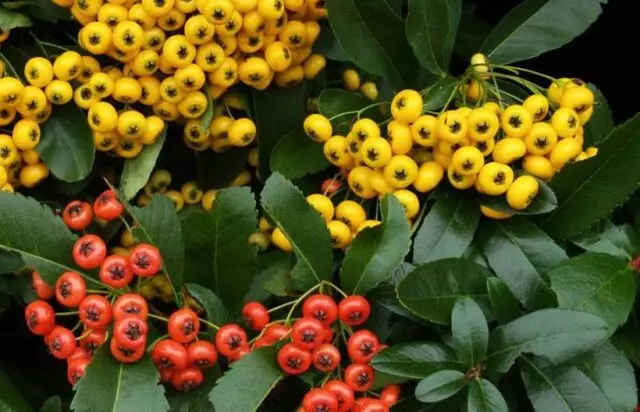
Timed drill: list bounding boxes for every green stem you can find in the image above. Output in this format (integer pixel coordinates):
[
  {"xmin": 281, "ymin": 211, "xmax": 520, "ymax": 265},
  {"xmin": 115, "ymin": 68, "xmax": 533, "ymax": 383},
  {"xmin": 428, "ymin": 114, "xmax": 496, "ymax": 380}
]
[
  {"xmin": 323, "ymin": 281, "xmax": 348, "ymax": 299},
  {"xmin": 0, "ymin": 52, "xmax": 21, "ymax": 79},
  {"xmin": 493, "ymin": 64, "xmax": 558, "ymax": 83},
  {"xmin": 268, "ymin": 300, "xmax": 296, "ymax": 313},
  {"xmin": 57, "ymin": 311, "xmax": 78, "ymax": 316},
  {"xmin": 439, "ymin": 80, "xmax": 462, "ymax": 114},
  {"xmin": 284, "ymin": 283, "xmax": 324, "ymax": 325},
  {"xmin": 199, "ymin": 318, "xmax": 220, "ymax": 331},
  {"xmin": 148, "ymin": 313, "xmax": 169, "ymax": 322}
]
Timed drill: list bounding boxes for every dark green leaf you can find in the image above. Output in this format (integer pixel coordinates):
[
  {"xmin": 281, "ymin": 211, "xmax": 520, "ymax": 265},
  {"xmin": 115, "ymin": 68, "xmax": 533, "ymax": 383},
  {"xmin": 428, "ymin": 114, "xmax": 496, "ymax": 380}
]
[
  {"xmin": 611, "ymin": 331, "xmax": 640, "ymax": 368},
  {"xmin": 454, "ymin": 5, "xmax": 493, "ymax": 58},
  {"xmin": 423, "ymin": 76, "xmax": 458, "ymax": 111},
  {"xmin": 479, "ymin": 218, "xmax": 562, "ymax": 310},
  {"xmin": 571, "ymin": 220, "xmax": 633, "ymax": 259},
  {"xmin": 0, "ymin": 6, "xmax": 31, "ymax": 29},
  {"xmin": 0, "ymin": 249, "xmax": 24, "ymax": 274},
  {"xmin": 415, "ymin": 370, "xmax": 467, "ymax": 403},
  {"xmin": 405, "ymin": 0, "xmax": 461, "ymax": 75},
  {"xmin": 397, "ymin": 258, "xmax": 492, "ymax": 324},
  {"xmin": 71, "ymin": 348, "xmax": 168, "ymax": 412},
  {"xmin": 478, "ymin": 177, "xmax": 557, "ymax": 215},
  {"xmin": 487, "ymin": 309, "xmax": 609, "ymax": 374},
  {"xmin": 39, "ymin": 397, "xmax": 61, "ymax": 412},
  {"xmin": 185, "ymin": 283, "xmax": 231, "ymax": 328},
  {"xmin": 0, "ymin": 367, "xmax": 32, "ymax": 412},
  {"xmin": 341, "ymin": 195, "xmax": 410, "ymax": 294},
  {"xmin": 167, "ymin": 368, "xmax": 219, "ymax": 412},
  {"xmin": 120, "ymin": 129, "xmax": 166, "ymax": 200},
  {"xmin": 244, "ymin": 250, "xmax": 295, "ymax": 303},
  {"xmin": 541, "ymin": 93, "xmax": 640, "ymax": 240},
  {"xmin": 260, "ymin": 173, "xmax": 332, "ymax": 290},
  {"xmin": 270, "ymin": 128, "xmax": 329, "ymax": 180},
  {"xmin": 318, "ymin": 89, "xmax": 372, "ymax": 118},
  {"xmin": 199, "ymin": 87, "xmax": 215, "ymax": 131},
  {"xmin": 181, "ymin": 187, "xmax": 257, "ymax": 309},
  {"xmin": 0, "ymin": 292, "xmax": 9, "ymax": 314},
  {"xmin": 584, "ymin": 84, "xmax": 614, "ymax": 147},
  {"xmin": 413, "ymin": 190, "xmax": 480, "ymax": 264},
  {"xmin": 38, "ymin": 104, "xmax": 95, "ymax": 182},
  {"xmin": 17, "ymin": 1, "xmax": 70, "ymax": 22},
  {"xmin": 371, "ymin": 342, "xmax": 462, "ymax": 379},
  {"xmin": 195, "ymin": 148, "xmax": 250, "ymax": 190},
  {"xmin": 368, "ymin": 281, "xmax": 420, "ymax": 321},
  {"xmin": 467, "ymin": 379, "xmax": 508, "ymax": 412},
  {"xmin": 132, "ymin": 195, "xmax": 184, "ymax": 304},
  {"xmin": 209, "ymin": 346, "xmax": 284, "ymax": 412},
  {"xmin": 0, "ymin": 193, "xmax": 79, "ymax": 285},
  {"xmin": 327, "ymin": 0, "xmax": 419, "ymax": 90},
  {"xmin": 548, "ymin": 253, "xmax": 634, "ymax": 330},
  {"xmin": 452, "ymin": 298, "xmax": 488, "ymax": 368},
  {"xmin": 482, "ymin": 0, "xmax": 608, "ymax": 64},
  {"xmin": 486, "ymin": 277, "xmax": 520, "ymax": 324}
]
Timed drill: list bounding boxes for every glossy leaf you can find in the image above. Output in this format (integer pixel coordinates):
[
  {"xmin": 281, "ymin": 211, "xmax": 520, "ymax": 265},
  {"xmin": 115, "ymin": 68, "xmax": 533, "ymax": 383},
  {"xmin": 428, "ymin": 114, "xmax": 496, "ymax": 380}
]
[
  {"xmin": 0, "ymin": 7, "xmax": 32, "ymax": 30},
  {"xmin": 0, "ymin": 249, "xmax": 24, "ymax": 274},
  {"xmin": 318, "ymin": 89, "xmax": 372, "ymax": 118},
  {"xmin": 571, "ymin": 220, "xmax": 633, "ymax": 259},
  {"xmin": 452, "ymin": 298, "xmax": 489, "ymax": 368},
  {"xmin": 120, "ymin": 129, "xmax": 166, "ymax": 200},
  {"xmin": 478, "ymin": 177, "xmax": 557, "ymax": 215},
  {"xmin": 422, "ymin": 76, "xmax": 459, "ymax": 111},
  {"xmin": 415, "ymin": 370, "xmax": 467, "ymax": 403},
  {"xmin": 467, "ymin": 379, "xmax": 508, "ymax": 412},
  {"xmin": 371, "ymin": 342, "xmax": 462, "ymax": 379},
  {"xmin": 486, "ymin": 277, "xmax": 520, "ymax": 325},
  {"xmin": 270, "ymin": 128, "xmax": 329, "ymax": 180},
  {"xmin": 185, "ymin": 283, "xmax": 231, "ymax": 327},
  {"xmin": 243, "ymin": 250, "xmax": 295, "ymax": 303},
  {"xmin": 482, "ymin": 0, "xmax": 608, "ymax": 64}
]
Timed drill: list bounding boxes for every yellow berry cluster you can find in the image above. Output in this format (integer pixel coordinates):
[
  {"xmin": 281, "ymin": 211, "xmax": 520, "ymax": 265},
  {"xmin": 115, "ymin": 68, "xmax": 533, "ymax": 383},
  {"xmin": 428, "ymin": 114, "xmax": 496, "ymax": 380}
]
[{"xmin": 341, "ymin": 69, "xmax": 379, "ymax": 101}]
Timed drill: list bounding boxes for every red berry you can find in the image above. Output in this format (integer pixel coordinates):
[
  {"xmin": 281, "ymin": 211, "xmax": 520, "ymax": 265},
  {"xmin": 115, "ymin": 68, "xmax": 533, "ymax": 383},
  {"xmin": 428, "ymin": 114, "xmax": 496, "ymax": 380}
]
[
  {"xmin": 311, "ymin": 344, "xmax": 341, "ymax": 372},
  {"xmin": 171, "ymin": 368, "xmax": 203, "ymax": 392},
  {"xmin": 263, "ymin": 323, "xmax": 290, "ymax": 341},
  {"xmin": 73, "ymin": 234, "xmax": 107, "ymax": 270},
  {"xmin": 67, "ymin": 357, "xmax": 90, "ymax": 385},
  {"xmin": 47, "ymin": 326, "xmax": 77, "ymax": 360},
  {"xmin": 63, "ymin": 201, "xmax": 94, "ymax": 231},
  {"xmin": 380, "ymin": 384, "xmax": 401, "ymax": 407},
  {"xmin": 277, "ymin": 343, "xmax": 311, "ymax": 375},
  {"xmin": 323, "ymin": 325, "xmax": 334, "ymax": 343},
  {"xmin": 32, "ymin": 271, "xmax": 53, "ymax": 300},
  {"xmin": 321, "ymin": 178, "xmax": 341, "ymax": 195},
  {"xmin": 55, "ymin": 271, "xmax": 87, "ymax": 308},
  {"xmin": 344, "ymin": 363, "xmax": 375, "ymax": 392},
  {"xmin": 160, "ymin": 369, "xmax": 173, "ymax": 383},
  {"xmin": 187, "ymin": 340, "xmax": 218, "ymax": 369},
  {"xmin": 128, "ymin": 244, "xmax": 163, "ymax": 277},
  {"xmin": 113, "ymin": 315, "xmax": 148, "ymax": 349},
  {"xmin": 215, "ymin": 324, "xmax": 248, "ymax": 357},
  {"xmin": 323, "ymin": 380, "xmax": 355, "ymax": 412},
  {"xmin": 68, "ymin": 347, "xmax": 92, "ymax": 363},
  {"xmin": 112, "ymin": 293, "xmax": 148, "ymax": 321},
  {"xmin": 357, "ymin": 399, "xmax": 388, "ymax": 412},
  {"xmin": 24, "ymin": 300, "xmax": 56, "ymax": 336},
  {"xmin": 79, "ymin": 329, "xmax": 106, "ymax": 354},
  {"xmin": 228, "ymin": 347, "xmax": 251, "ymax": 362},
  {"xmin": 152, "ymin": 339, "xmax": 188, "ymax": 370},
  {"xmin": 302, "ymin": 388, "xmax": 338, "ymax": 412},
  {"xmin": 168, "ymin": 308, "xmax": 200, "ymax": 344},
  {"xmin": 303, "ymin": 294, "xmax": 338, "ymax": 325},
  {"xmin": 110, "ymin": 337, "xmax": 145, "ymax": 363},
  {"xmin": 79, "ymin": 295, "xmax": 113, "ymax": 330},
  {"xmin": 338, "ymin": 295, "xmax": 371, "ymax": 326},
  {"xmin": 93, "ymin": 189, "xmax": 124, "ymax": 221},
  {"xmin": 291, "ymin": 318, "xmax": 325, "ymax": 351},
  {"xmin": 347, "ymin": 330, "xmax": 379, "ymax": 364},
  {"xmin": 242, "ymin": 301, "xmax": 270, "ymax": 331},
  {"xmin": 99, "ymin": 255, "xmax": 134, "ymax": 288},
  {"xmin": 252, "ymin": 337, "xmax": 274, "ymax": 349}
]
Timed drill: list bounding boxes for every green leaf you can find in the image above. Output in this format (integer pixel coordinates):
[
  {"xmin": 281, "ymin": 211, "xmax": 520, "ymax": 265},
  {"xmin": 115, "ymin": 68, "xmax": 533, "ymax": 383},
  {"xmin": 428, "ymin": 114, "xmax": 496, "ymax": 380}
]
[
  {"xmin": 481, "ymin": 0, "xmax": 608, "ymax": 64},
  {"xmin": 397, "ymin": 258, "xmax": 492, "ymax": 325},
  {"xmin": 209, "ymin": 346, "xmax": 284, "ymax": 412},
  {"xmin": 487, "ymin": 309, "xmax": 610, "ymax": 374},
  {"xmin": 260, "ymin": 173, "xmax": 332, "ymax": 290},
  {"xmin": 519, "ymin": 356, "xmax": 615, "ymax": 412},
  {"xmin": 611, "ymin": 331, "xmax": 640, "ymax": 368},
  {"xmin": 243, "ymin": 250, "xmax": 295, "ymax": 303},
  {"xmin": 584, "ymin": 84, "xmax": 614, "ymax": 147},
  {"xmin": 185, "ymin": 283, "xmax": 231, "ymax": 328},
  {"xmin": 0, "ymin": 367, "xmax": 32, "ymax": 412},
  {"xmin": 252, "ymin": 85, "xmax": 306, "ymax": 179},
  {"xmin": 479, "ymin": 218, "xmax": 562, "ymax": 310},
  {"xmin": 341, "ymin": 195, "xmax": 410, "ymax": 294},
  {"xmin": 167, "ymin": 368, "xmax": 219, "ymax": 412},
  {"xmin": 467, "ymin": 379, "xmax": 508, "ymax": 412},
  {"xmin": 181, "ymin": 187, "xmax": 257, "ymax": 309},
  {"xmin": 0, "ymin": 6, "xmax": 31, "ymax": 30},
  {"xmin": 541, "ymin": 95, "xmax": 640, "ymax": 241},
  {"xmin": 413, "ymin": 190, "xmax": 480, "ymax": 264},
  {"xmin": 38, "ymin": 104, "xmax": 95, "ymax": 182},
  {"xmin": 452, "ymin": 298, "xmax": 489, "ymax": 368},
  {"xmin": 371, "ymin": 342, "xmax": 462, "ymax": 379},
  {"xmin": 269, "ymin": 128, "xmax": 329, "ymax": 180},
  {"xmin": 120, "ymin": 129, "xmax": 166, "ymax": 200},
  {"xmin": 571, "ymin": 220, "xmax": 633, "ymax": 259},
  {"xmin": 548, "ymin": 253, "xmax": 634, "ymax": 330},
  {"xmin": 199, "ymin": 87, "xmax": 215, "ymax": 131},
  {"xmin": 486, "ymin": 277, "xmax": 520, "ymax": 325},
  {"xmin": 405, "ymin": 0, "xmax": 461, "ymax": 75},
  {"xmin": 478, "ymin": 177, "xmax": 557, "ymax": 215},
  {"xmin": 131, "ymin": 195, "xmax": 184, "ymax": 304},
  {"xmin": 0, "ymin": 249, "xmax": 24, "ymax": 274},
  {"xmin": 195, "ymin": 148, "xmax": 250, "ymax": 190},
  {"xmin": 0, "ymin": 193, "xmax": 78, "ymax": 285},
  {"xmin": 318, "ymin": 89, "xmax": 372, "ymax": 118},
  {"xmin": 39, "ymin": 397, "xmax": 61, "ymax": 412},
  {"xmin": 423, "ymin": 76, "xmax": 459, "ymax": 111},
  {"xmin": 415, "ymin": 370, "xmax": 467, "ymax": 403},
  {"xmin": 327, "ymin": 0, "xmax": 419, "ymax": 90},
  {"xmin": 71, "ymin": 348, "xmax": 168, "ymax": 412}
]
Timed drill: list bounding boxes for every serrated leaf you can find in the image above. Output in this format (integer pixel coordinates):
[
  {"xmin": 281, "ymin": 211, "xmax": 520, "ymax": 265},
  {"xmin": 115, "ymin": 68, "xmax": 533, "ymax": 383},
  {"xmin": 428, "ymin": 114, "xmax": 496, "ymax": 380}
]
[
  {"xmin": 406, "ymin": 0, "xmax": 461, "ymax": 75},
  {"xmin": 185, "ymin": 284, "xmax": 231, "ymax": 329},
  {"xmin": 209, "ymin": 346, "xmax": 284, "ymax": 412},
  {"xmin": 270, "ymin": 128, "xmax": 330, "ymax": 180},
  {"xmin": 467, "ymin": 379, "xmax": 508, "ymax": 412},
  {"xmin": 120, "ymin": 129, "xmax": 166, "ymax": 200},
  {"xmin": 584, "ymin": 84, "xmax": 614, "ymax": 147},
  {"xmin": 167, "ymin": 368, "xmax": 219, "ymax": 412},
  {"xmin": 37, "ymin": 104, "xmax": 95, "ymax": 182},
  {"xmin": 195, "ymin": 148, "xmax": 250, "ymax": 190},
  {"xmin": 571, "ymin": 220, "xmax": 633, "ymax": 259},
  {"xmin": 131, "ymin": 195, "xmax": 184, "ymax": 304},
  {"xmin": 482, "ymin": 0, "xmax": 608, "ymax": 64},
  {"xmin": 0, "ymin": 6, "xmax": 31, "ymax": 30},
  {"xmin": 260, "ymin": 173, "xmax": 332, "ymax": 290},
  {"xmin": 479, "ymin": 218, "xmax": 562, "ymax": 310},
  {"xmin": 415, "ymin": 370, "xmax": 467, "ymax": 403},
  {"xmin": 423, "ymin": 76, "xmax": 459, "ymax": 111},
  {"xmin": 486, "ymin": 277, "xmax": 520, "ymax": 325},
  {"xmin": 0, "ymin": 193, "xmax": 79, "ymax": 285},
  {"xmin": 71, "ymin": 348, "xmax": 168, "ymax": 412},
  {"xmin": 341, "ymin": 195, "xmax": 410, "ymax": 294},
  {"xmin": 487, "ymin": 309, "xmax": 609, "ymax": 374},
  {"xmin": 541, "ymin": 96, "xmax": 640, "ymax": 241},
  {"xmin": 39, "ymin": 396, "xmax": 61, "ymax": 412},
  {"xmin": 327, "ymin": 0, "xmax": 419, "ymax": 90},
  {"xmin": 452, "ymin": 298, "xmax": 488, "ymax": 368},
  {"xmin": 397, "ymin": 258, "xmax": 492, "ymax": 325},
  {"xmin": 548, "ymin": 253, "xmax": 634, "ymax": 330},
  {"xmin": 413, "ymin": 190, "xmax": 479, "ymax": 264},
  {"xmin": 371, "ymin": 342, "xmax": 462, "ymax": 379}
]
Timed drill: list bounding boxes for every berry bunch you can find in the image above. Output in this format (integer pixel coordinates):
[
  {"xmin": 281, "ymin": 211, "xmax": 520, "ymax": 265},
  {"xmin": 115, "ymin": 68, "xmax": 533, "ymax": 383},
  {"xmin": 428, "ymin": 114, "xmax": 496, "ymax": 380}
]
[{"xmin": 342, "ymin": 69, "xmax": 378, "ymax": 102}]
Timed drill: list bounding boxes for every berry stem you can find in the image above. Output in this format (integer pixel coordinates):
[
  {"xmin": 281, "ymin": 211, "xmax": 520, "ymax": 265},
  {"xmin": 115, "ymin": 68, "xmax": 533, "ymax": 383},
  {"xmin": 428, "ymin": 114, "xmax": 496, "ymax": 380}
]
[
  {"xmin": 322, "ymin": 281, "xmax": 348, "ymax": 299},
  {"xmin": 147, "ymin": 334, "xmax": 170, "ymax": 350},
  {"xmin": 0, "ymin": 52, "xmax": 20, "ymax": 78},
  {"xmin": 198, "ymin": 318, "xmax": 220, "ymax": 331},
  {"xmin": 148, "ymin": 313, "xmax": 169, "ymax": 322},
  {"xmin": 438, "ymin": 79, "xmax": 462, "ymax": 114},
  {"xmin": 57, "ymin": 311, "xmax": 79, "ymax": 316},
  {"xmin": 267, "ymin": 300, "xmax": 297, "ymax": 313},
  {"xmin": 86, "ymin": 289, "xmax": 109, "ymax": 294},
  {"xmin": 28, "ymin": 31, "xmax": 49, "ymax": 58},
  {"xmin": 493, "ymin": 64, "xmax": 559, "ymax": 83},
  {"xmin": 75, "ymin": 328, "xmax": 93, "ymax": 341},
  {"xmin": 284, "ymin": 283, "xmax": 324, "ymax": 325}
]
